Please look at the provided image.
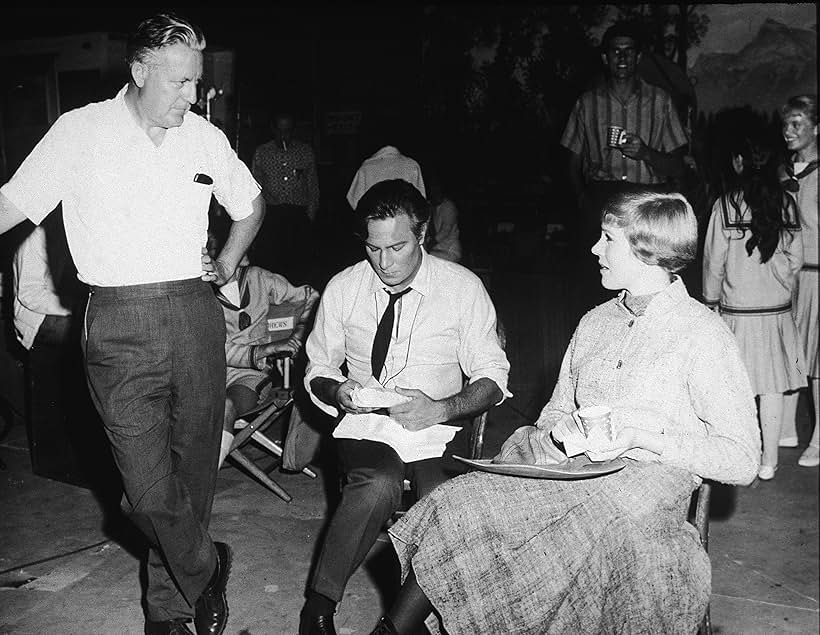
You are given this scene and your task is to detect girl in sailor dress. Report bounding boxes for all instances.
[703,152,805,480]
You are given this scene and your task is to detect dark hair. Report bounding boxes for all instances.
[726,156,797,264]
[355,179,430,241]
[126,12,206,66]
[602,191,697,273]
[601,20,645,53]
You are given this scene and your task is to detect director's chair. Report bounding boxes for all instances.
[226,353,317,503]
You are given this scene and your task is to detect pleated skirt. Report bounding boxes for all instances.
[794,269,819,378]
[722,309,806,395]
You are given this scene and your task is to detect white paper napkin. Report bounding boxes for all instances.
[333,413,461,462]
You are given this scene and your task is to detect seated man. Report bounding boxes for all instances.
[207,231,320,468]
[299,179,510,635]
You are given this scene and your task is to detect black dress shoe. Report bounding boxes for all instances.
[144,618,194,634]
[298,609,337,635]
[194,541,232,635]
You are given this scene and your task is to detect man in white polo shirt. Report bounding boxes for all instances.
[0,13,263,635]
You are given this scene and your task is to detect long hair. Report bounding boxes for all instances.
[726,156,796,264]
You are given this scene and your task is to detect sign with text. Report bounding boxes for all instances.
[325,111,361,135]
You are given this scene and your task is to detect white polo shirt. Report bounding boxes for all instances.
[1,85,261,287]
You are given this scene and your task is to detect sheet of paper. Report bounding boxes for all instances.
[333,413,461,463]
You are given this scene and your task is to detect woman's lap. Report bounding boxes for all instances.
[389,461,709,634]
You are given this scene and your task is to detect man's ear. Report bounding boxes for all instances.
[131,61,148,88]
[419,221,428,245]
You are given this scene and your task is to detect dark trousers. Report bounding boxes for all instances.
[251,204,315,286]
[310,427,469,602]
[26,315,77,480]
[83,278,226,620]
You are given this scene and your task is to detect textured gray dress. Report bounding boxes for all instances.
[389,279,761,634]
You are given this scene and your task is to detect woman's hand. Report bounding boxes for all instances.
[586,426,639,462]
[586,427,666,462]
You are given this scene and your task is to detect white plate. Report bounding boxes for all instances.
[453,455,626,480]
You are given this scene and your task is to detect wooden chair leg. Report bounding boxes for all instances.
[700,604,712,635]
[251,431,318,478]
[229,447,292,502]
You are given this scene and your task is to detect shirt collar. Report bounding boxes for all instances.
[367,247,431,297]
[616,275,687,318]
[116,83,185,144]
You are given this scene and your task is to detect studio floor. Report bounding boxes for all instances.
[0,386,817,635]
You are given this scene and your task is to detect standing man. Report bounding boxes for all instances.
[561,20,688,256]
[0,13,264,635]
[298,179,510,635]
[251,111,320,284]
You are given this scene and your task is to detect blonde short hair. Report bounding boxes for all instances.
[602,191,697,273]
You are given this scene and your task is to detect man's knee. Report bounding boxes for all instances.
[343,467,404,514]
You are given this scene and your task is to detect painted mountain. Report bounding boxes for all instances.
[690,18,817,115]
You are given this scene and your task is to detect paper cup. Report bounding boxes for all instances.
[576,405,614,442]
[607,125,626,148]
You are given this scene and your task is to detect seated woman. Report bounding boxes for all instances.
[370,191,761,635]
[206,230,320,469]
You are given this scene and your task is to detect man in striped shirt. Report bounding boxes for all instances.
[561,21,688,256]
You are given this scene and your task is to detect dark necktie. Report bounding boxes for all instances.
[783,158,818,192]
[371,288,412,381]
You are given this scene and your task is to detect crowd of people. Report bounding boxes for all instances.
[0,11,816,635]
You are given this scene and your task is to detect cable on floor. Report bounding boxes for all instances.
[0,539,111,576]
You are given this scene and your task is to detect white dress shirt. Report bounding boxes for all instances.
[305,249,511,459]
[1,85,261,287]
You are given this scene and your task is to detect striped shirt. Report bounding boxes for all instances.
[561,78,688,185]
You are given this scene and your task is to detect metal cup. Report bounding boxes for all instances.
[607,125,627,148]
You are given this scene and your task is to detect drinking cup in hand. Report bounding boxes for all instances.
[607,125,627,148]
[576,405,614,444]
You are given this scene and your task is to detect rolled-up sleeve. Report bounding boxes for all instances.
[304,282,349,417]
[458,278,512,404]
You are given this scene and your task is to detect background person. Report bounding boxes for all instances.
[0,13,264,635]
[779,95,819,467]
[423,172,462,263]
[561,20,688,283]
[207,230,319,469]
[370,191,759,635]
[346,145,426,210]
[703,144,804,481]
[251,110,320,284]
[299,179,510,635]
